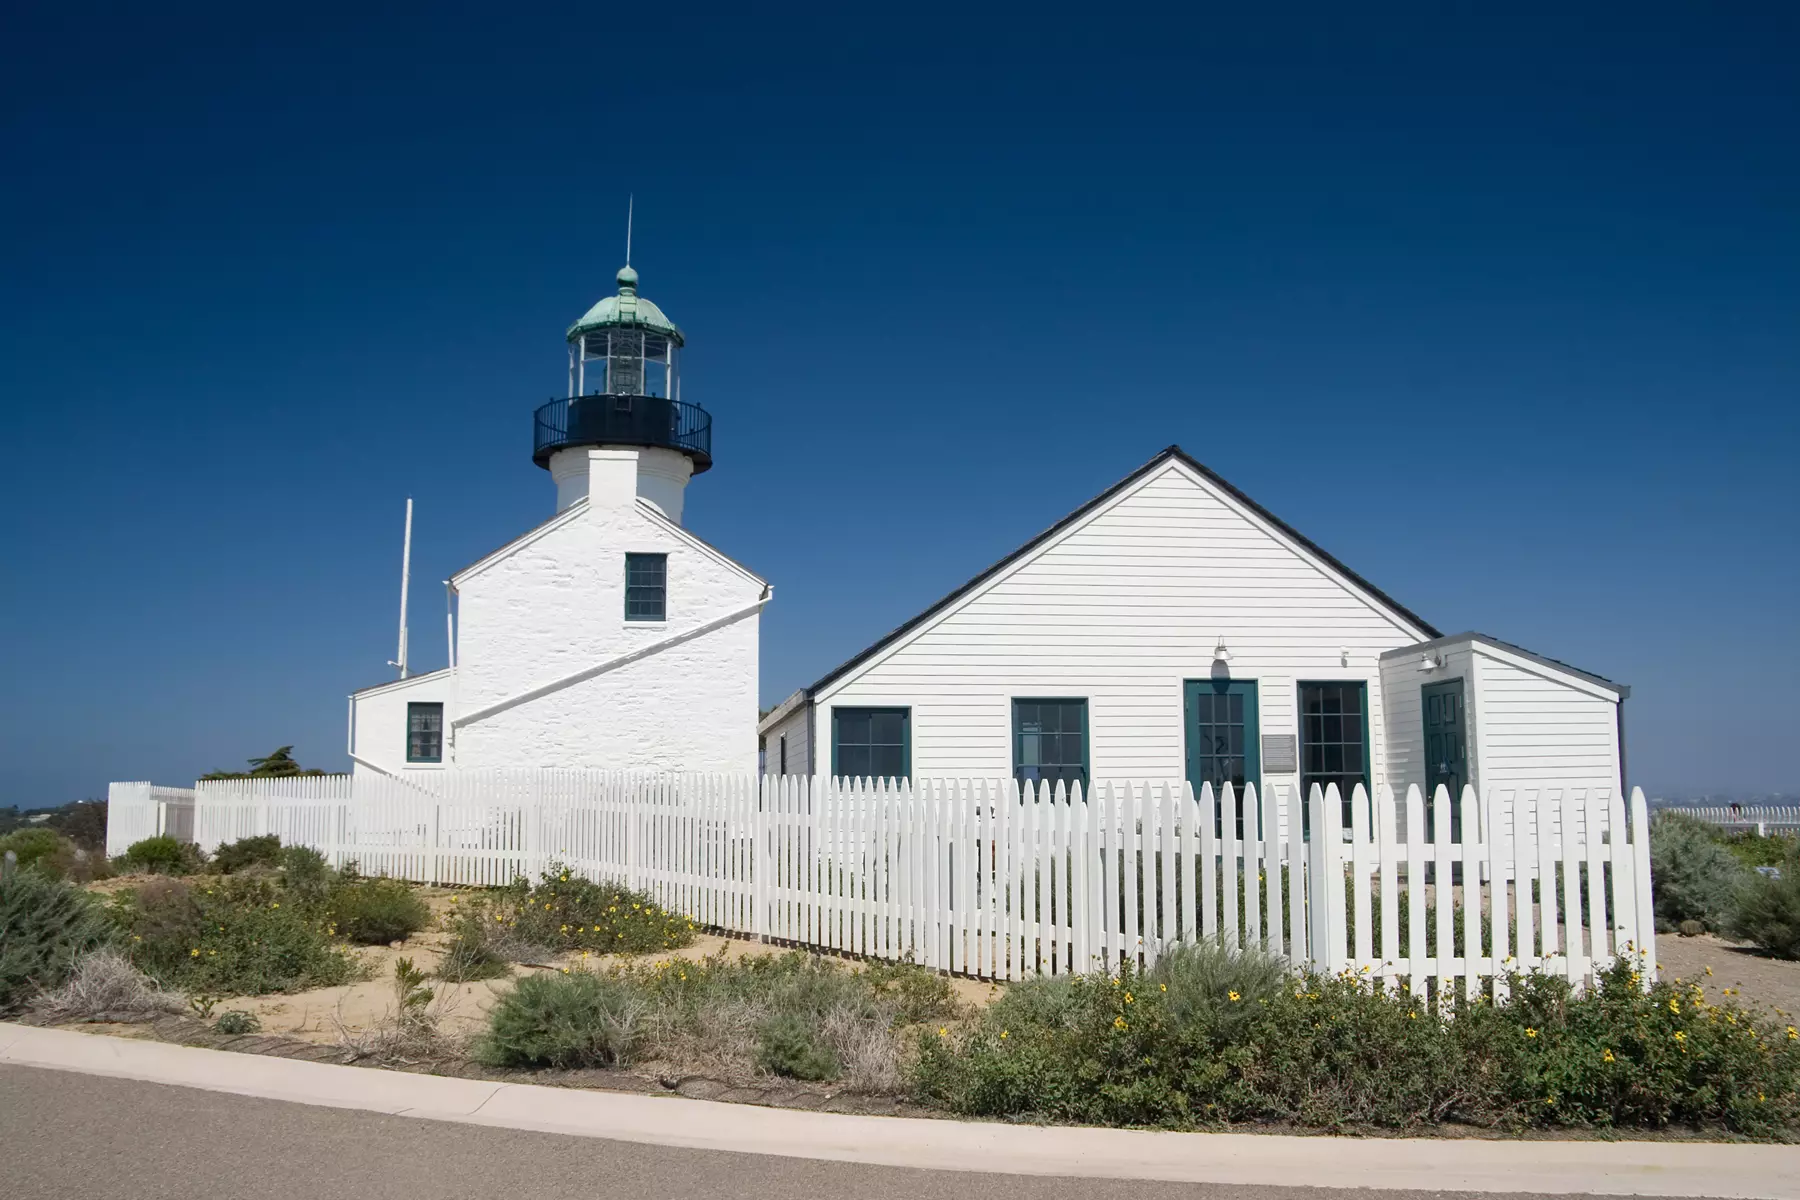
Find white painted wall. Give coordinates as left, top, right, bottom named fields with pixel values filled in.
left=1473, top=646, right=1622, bottom=798
left=549, top=444, right=693, bottom=521
left=449, top=449, right=764, bottom=774
left=348, top=668, right=454, bottom=781
left=1379, top=642, right=1478, bottom=799
left=815, top=458, right=1431, bottom=790
left=761, top=703, right=811, bottom=776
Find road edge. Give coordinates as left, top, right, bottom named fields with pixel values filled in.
left=3, top=1023, right=1795, bottom=1198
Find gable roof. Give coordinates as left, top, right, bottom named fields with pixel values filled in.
left=790, top=445, right=1441, bottom=705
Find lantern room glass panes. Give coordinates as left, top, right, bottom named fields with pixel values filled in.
left=406, top=702, right=443, bottom=764
left=625, top=553, right=667, bottom=621
left=1299, top=681, right=1370, bottom=833
left=578, top=330, right=677, bottom=398
left=1012, top=699, right=1088, bottom=788
left=831, top=707, right=910, bottom=782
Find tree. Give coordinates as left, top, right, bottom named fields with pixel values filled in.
left=201, top=746, right=330, bottom=780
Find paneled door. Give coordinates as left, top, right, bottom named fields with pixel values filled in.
left=1421, top=678, right=1467, bottom=841
left=1184, top=678, right=1261, bottom=838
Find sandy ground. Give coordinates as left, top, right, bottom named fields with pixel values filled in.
left=1654, top=932, right=1800, bottom=1017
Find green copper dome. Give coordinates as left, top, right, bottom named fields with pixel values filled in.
left=566, top=265, right=684, bottom=346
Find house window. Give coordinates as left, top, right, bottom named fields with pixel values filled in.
left=625, top=553, right=666, bottom=621
left=1299, top=681, right=1370, bottom=832
left=778, top=734, right=788, bottom=776
left=1012, top=698, right=1088, bottom=788
left=406, top=702, right=443, bottom=764
left=831, top=707, right=909, bottom=781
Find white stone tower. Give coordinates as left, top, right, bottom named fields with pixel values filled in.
left=534, top=261, right=711, bottom=523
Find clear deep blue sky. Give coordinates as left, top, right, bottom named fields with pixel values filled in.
left=3, top=4, right=1796, bottom=803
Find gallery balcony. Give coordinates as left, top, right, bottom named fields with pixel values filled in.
left=532, top=394, right=713, bottom=473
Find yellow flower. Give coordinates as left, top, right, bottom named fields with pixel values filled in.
left=560, top=925, right=569, bottom=933
left=1525, top=1027, right=1538, bottom=1038
left=1160, top=983, right=1167, bottom=992
left=1545, top=1095, right=1557, bottom=1106
left=1602, top=1048, right=1615, bottom=1063
left=938, top=1027, right=948, bottom=1037
left=495, top=913, right=504, bottom=922
left=1407, top=1011, right=1417, bottom=1020
left=1669, top=998, right=1681, bottom=1014
left=1704, top=965, right=1712, bottom=976
left=1113, top=1016, right=1127, bottom=1030
left=270, top=902, right=279, bottom=909
left=1228, top=991, right=1242, bottom=1002
left=1000, top=1030, right=1009, bottom=1039
left=449, top=895, right=458, bottom=903
left=1123, top=992, right=1134, bottom=1004
left=190, top=948, right=200, bottom=957
left=1787, top=1026, right=1797, bottom=1041
left=1674, top=1031, right=1687, bottom=1043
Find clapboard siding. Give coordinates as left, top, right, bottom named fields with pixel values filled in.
left=1477, top=651, right=1621, bottom=794
left=761, top=705, right=811, bottom=776
left=1379, top=643, right=1477, bottom=812
left=819, top=462, right=1429, bottom=783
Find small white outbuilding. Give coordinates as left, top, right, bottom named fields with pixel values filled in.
left=348, top=264, right=768, bottom=782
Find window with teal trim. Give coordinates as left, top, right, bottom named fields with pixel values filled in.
left=625, top=553, right=666, bottom=621
left=406, top=702, right=443, bottom=764
left=832, top=707, right=909, bottom=781
left=1299, top=681, right=1369, bottom=832
left=1012, top=699, right=1088, bottom=788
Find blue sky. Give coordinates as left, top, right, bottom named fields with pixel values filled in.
left=2, top=4, right=1795, bottom=802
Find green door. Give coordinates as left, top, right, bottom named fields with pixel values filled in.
left=1421, top=678, right=1467, bottom=840
left=1184, top=678, right=1260, bottom=838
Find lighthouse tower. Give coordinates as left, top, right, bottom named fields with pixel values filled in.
left=533, top=262, right=712, bottom=523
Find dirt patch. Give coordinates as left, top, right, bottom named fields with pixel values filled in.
left=1656, top=933, right=1800, bottom=1017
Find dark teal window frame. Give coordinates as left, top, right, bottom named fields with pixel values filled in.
left=1011, top=697, right=1089, bottom=789
left=1183, top=678, right=1261, bottom=838
left=624, top=552, right=667, bottom=622
left=406, top=701, right=444, bottom=764
left=830, top=706, right=911, bottom=781
left=1297, top=680, right=1371, bottom=835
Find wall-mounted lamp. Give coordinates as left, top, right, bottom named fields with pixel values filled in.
left=1213, top=637, right=1231, bottom=663
left=1420, top=651, right=1446, bottom=672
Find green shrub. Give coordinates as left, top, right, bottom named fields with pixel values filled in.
left=119, top=835, right=205, bottom=876
left=436, top=907, right=510, bottom=982
left=1730, top=853, right=1800, bottom=960
left=0, top=870, right=116, bottom=1014
left=757, top=1012, right=841, bottom=1080
left=215, top=1009, right=262, bottom=1034
left=489, top=864, right=694, bottom=956
left=211, top=835, right=283, bottom=875
left=1650, top=812, right=1747, bottom=933
left=912, top=955, right=1800, bottom=1135
left=1724, top=831, right=1798, bottom=870
left=278, top=845, right=335, bottom=902
left=0, top=829, right=71, bottom=873
left=476, top=970, right=643, bottom=1068
left=117, top=876, right=359, bottom=996
left=330, top=878, right=430, bottom=945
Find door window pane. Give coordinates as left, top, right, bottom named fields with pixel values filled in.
left=1012, top=699, right=1088, bottom=787
left=832, top=707, right=910, bottom=781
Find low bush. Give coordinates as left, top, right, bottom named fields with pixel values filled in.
left=278, top=845, right=335, bottom=903
left=436, top=907, right=510, bottom=982
left=215, top=1009, right=262, bottom=1034
left=32, top=949, right=185, bottom=1023
left=330, top=877, right=430, bottom=945
left=211, top=835, right=283, bottom=875
left=1730, top=850, right=1800, bottom=960
left=0, top=829, right=72, bottom=875
left=1724, top=831, right=1798, bottom=870
left=0, top=870, right=117, bottom=1013
left=1650, top=812, right=1748, bottom=933
left=119, top=835, right=205, bottom=876
left=912, top=948, right=1800, bottom=1136
left=489, top=865, right=696, bottom=956
left=476, top=970, right=643, bottom=1069
left=116, top=876, right=359, bottom=996
left=757, top=1012, right=840, bottom=1080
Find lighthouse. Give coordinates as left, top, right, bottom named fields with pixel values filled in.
left=533, top=262, right=712, bottom=523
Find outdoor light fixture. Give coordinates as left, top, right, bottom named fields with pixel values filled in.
left=1213, top=638, right=1231, bottom=663
left=1420, top=651, right=1445, bottom=671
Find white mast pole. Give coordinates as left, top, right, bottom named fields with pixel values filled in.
left=394, top=497, right=413, bottom=679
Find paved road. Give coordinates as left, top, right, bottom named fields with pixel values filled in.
left=2, top=1063, right=1650, bottom=1200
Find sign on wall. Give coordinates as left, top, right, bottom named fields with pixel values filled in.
left=1261, top=733, right=1298, bottom=774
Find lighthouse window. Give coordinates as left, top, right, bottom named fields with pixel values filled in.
left=625, top=553, right=667, bottom=621
left=406, top=703, right=443, bottom=764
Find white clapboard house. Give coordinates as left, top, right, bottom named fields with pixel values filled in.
left=759, top=447, right=1626, bottom=833
left=349, top=264, right=768, bottom=780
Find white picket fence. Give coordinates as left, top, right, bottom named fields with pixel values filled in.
left=105, top=782, right=197, bottom=857
left=1672, top=806, right=1800, bottom=837
left=120, top=771, right=1656, bottom=992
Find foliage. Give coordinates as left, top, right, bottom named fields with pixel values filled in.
left=200, top=745, right=333, bottom=780
left=757, top=1012, right=841, bottom=1080
left=330, top=877, right=430, bottom=945
left=0, top=869, right=116, bottom=1014
left=277, top=845, right=335, bottom=902
left=215, top=1009, right=262, bottom=1034
left=0, top=828, right=105, bottom=882
left=0, top=829, right=71, bottom=872
left=1650, top=812, right=1749, bottom=933
left=1723, top=831, right=1799, bottom=870
left=484, top=865, right=695, bottom=957
left=0, top=801, right=109, bottom=851
left=912, top=951, right=1800, bottom=1136
left=211, top=835, right=283, bottom=875
left=436, top=906, right=510, bottom=982
left=114, top=875, right=359, bottom=996
left=33, top=949, right=185, bottom=1023
left=119, top=835, right=206, bottom=876
left=476, top=970, right=644, bottom=1069
left=1730, top=847, right=1800, bottom=960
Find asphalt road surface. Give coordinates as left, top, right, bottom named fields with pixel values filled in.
left=0, top=1063, right=1684, bottom=1200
